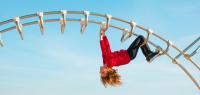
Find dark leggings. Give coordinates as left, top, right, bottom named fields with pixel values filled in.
left=127, top=35, right=152, bottom=60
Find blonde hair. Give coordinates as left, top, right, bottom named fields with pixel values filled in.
left=100, top=68, right=122, bottom=87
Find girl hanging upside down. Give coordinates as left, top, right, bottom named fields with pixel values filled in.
left=99, top=28, right=160, bottom=87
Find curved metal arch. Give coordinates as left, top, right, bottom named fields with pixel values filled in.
left=0, top=10, right=199, bottom=90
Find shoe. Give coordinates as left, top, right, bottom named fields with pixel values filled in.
left=146, top=49, right=160, bottom=63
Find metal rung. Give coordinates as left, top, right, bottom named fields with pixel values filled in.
left=37, top=12, right=44, bottom=35
left=0, top=33, right=3, bottom=47
left=140, top=29, right=153, bottom=47
left=60, top=10, right=67, bottom=34
left=105, top=14, right=112, bottom=31
left=120, top=28, right=132, bottom=43
left=129, top=21, right=136, bottom=34
left=157, top=40, right=171, bottom=55
left=13, top=17, right=24, bottom=40
left=80, top=11, right=90, bottom=34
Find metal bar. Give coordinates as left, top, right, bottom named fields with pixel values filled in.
left=0, top=19, right=13, bottom=26
left=190, top=45, right=200, bottom=57
left=187, top=58, right=200, bottom=71
left=67, top=11, right=83, bottom=14
left=0, top=26, right=16, bottom=33
left=90, top=12, right=106, bottom=18
left=175, top=36, right=200, bottom=59
left=43, top=11, right=61, bottom=15
left=164, top=52, right=200, bottom=90
left=177, top=63, right=200, bottom=90
left=20, top=13, right=37, bottom=20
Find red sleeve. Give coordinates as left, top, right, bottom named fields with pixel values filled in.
left=100, top=36, right=112, bottom=65
left=102, top=36, right=112, bottom=54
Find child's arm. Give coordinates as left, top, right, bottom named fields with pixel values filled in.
left=100, top=30, right=112, bottom=64
left=100, top=29, right=105, bottom=40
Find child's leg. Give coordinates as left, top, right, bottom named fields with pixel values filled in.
left=138, top=36, right=161, bottom=62
left=127, top=35, right=152, bottom=60
left=140, top=38, right=153, bottom=57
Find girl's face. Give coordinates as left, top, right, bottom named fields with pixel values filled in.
left=100, top=66, right=108, bottom=77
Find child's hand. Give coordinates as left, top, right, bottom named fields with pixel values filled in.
left=100, top=22, right=107, bottom=34
left=99, top=22, right=107, bottom=40
left=100, top=29, right=106, bottom=35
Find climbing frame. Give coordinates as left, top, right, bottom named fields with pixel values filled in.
left=0, top=10, right=199, bottom=90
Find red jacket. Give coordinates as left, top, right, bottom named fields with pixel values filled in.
left=100, top=36, right=131, bottom=68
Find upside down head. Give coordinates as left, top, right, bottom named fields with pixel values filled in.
left=100, top=65, right=122, bottom=87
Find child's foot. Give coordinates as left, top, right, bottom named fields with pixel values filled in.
left=146, top=50, right=160, bottom=63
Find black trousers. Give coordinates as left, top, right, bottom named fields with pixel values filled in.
left=127, top=35, right=152, bottom=60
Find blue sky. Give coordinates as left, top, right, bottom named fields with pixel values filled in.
left=0, top=0, right=199, bottom=95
